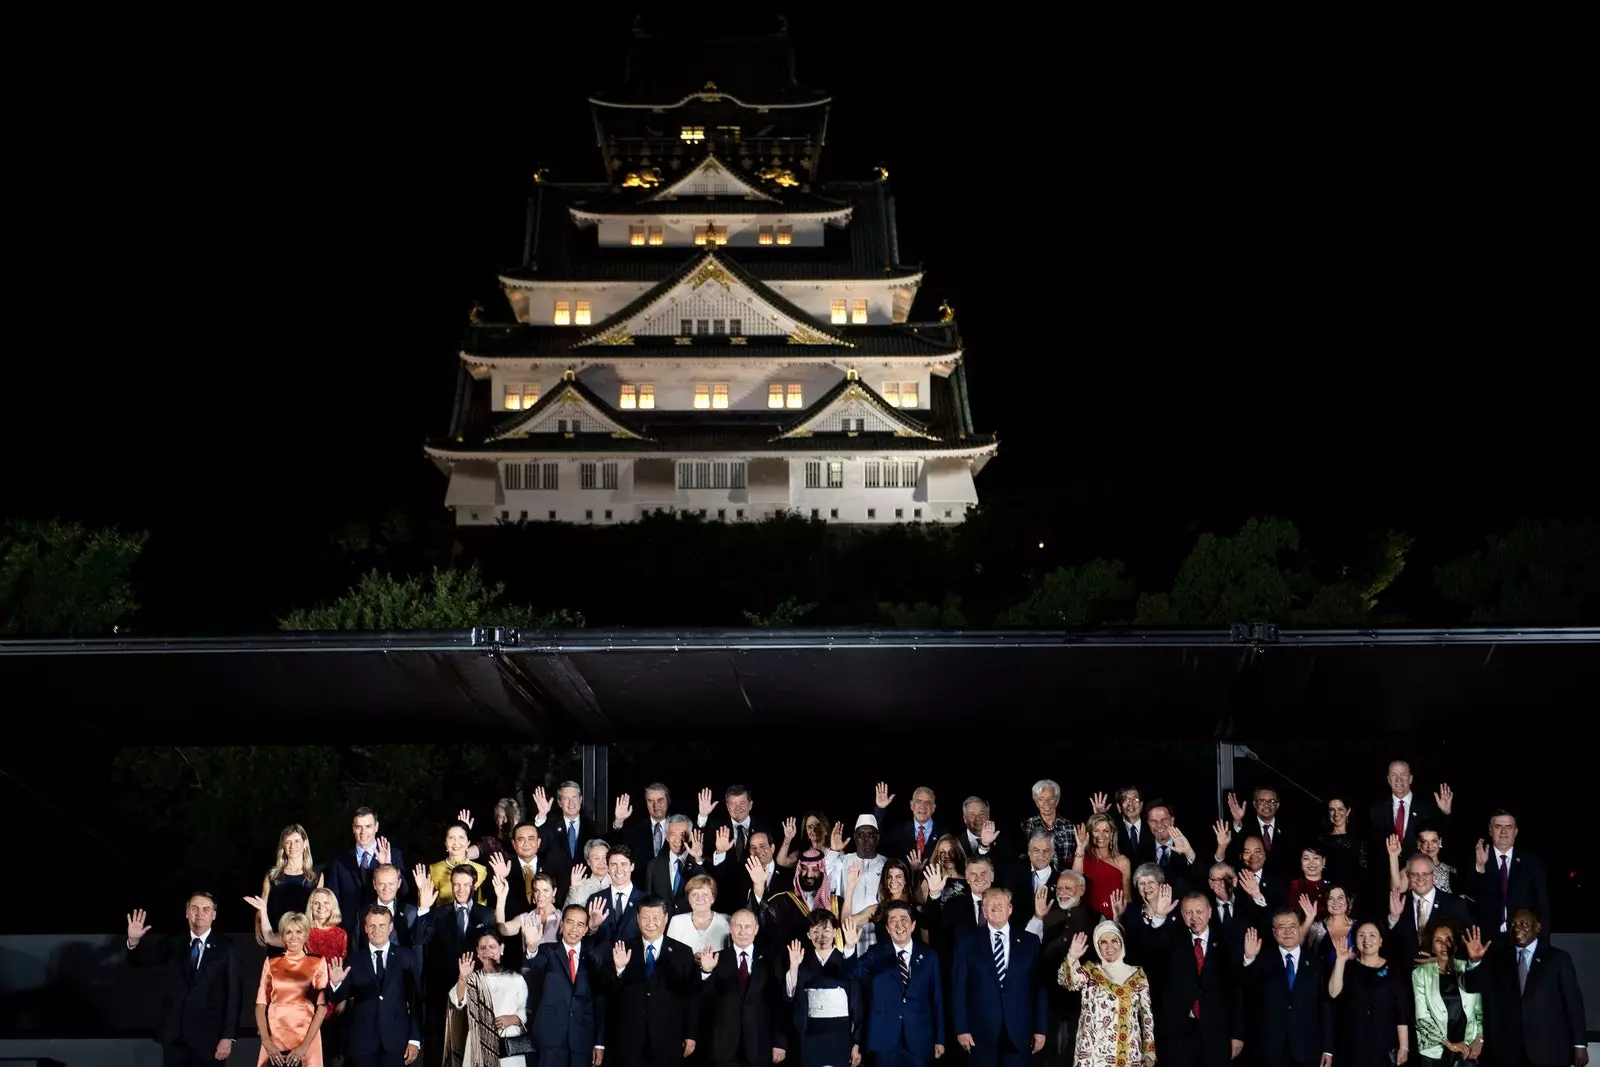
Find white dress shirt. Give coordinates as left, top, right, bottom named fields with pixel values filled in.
left=987, top=923, right=1012, bottom=973
left=824, top=852, right=886, bottom=949
left=619, top=935, right=665, bottom=975
left=1393, top=793, right=1413, bottom=825
left=711, top=818, right=754, bottom=865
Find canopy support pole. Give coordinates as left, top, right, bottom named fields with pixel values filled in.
left=581, top=743, right=610, bottom=824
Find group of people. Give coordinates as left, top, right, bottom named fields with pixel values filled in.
left=126, top=762, right=1588, bottom=1067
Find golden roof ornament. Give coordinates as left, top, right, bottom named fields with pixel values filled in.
left=758, top=164, right=799, bottom=188
left=563, top=367, right=576, bottom=381
left=621, top=167, right=661, bottom=189
left=532, top=167, right=549, bottom=184
left=872, top=165, right=890, bottom=182
left=468, top=301, right=485, bottom=324
left=938, top=300, right=955, bottom=323
left=846, top=366, right=859, bottom=381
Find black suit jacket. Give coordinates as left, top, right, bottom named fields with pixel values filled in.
left=871, top=808, right=951, bottom=866
left=1117, top=819, right=1157, bottom=867
left=1151, top=843, right=1197, bottom=895
left=1383, top=889, right=1472, bottom=965
left=1368, top=794, right=1449, bottom=857
left=587, top=885, right=642, bottom=944
left=1159, top=924, right=1245, bottom=1059
left=326, top=844, right=410, bottom=924
left=328, top=942, right=423, bottom=1055
left=541, top=816, right=602, bottom=899
left=417, top=902, right=496, bottom=980
left=707, top=943, right=785, bottom=1063
left=1230, top=817, right=1298, bottom=879
left=352, top=901, right=422, bottom=950
left=615, top=816, right=677, bottom=885
left=1463, top=939, right=1587, bottom=1065
left=128, top=931, right=242, bottom=1050
left=646, top=849, right=703, bottom=916
left=598, top=937, right=701, bottom=1065
left=1241, top=946, right=1334, bottom=1062
left=1474, top=849, right=1553, bottom=942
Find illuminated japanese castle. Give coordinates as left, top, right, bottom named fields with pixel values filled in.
left=427, top=17, right=996, bottom=526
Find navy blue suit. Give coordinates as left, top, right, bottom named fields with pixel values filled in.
left=1240, top=946, right=1334, bottom=1067
left=847, top=940, right=945, bottom=1067
left=328, top=942, right=422, bottom=1067
left=951, top=926, right=1048, bottom=1067
left=524, top=940, right=608, bottom=1067
left=586, top=885, right=642, bottom=944
left=326, top=844, right=409, bottom=928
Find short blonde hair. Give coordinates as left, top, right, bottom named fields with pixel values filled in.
left=277, top=911, right=311, bottom=938
left=308, top=886, right=342, bottom=927
left=684, top=874, right=718, bottom=902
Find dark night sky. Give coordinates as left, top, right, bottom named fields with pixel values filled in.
left=7, top=15, right=1595, bottom=615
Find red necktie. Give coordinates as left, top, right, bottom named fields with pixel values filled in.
left=1262, top=825, right=1272, bottom=854
left=1193, top=937, right=1205, bottom=1018
left=738, top=950, right=750, bottom=996
left=1394, top=801, right=1406, bottom=839
left=916, top=825, right=927, bottom=854
left=568, top=948, right=578, bottom=983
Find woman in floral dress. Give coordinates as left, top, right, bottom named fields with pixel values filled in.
left=1059, top=920, right=1156, bottom=1067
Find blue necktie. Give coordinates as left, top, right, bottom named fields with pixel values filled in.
left=645, top=942, right=656, bottom=981
left=672, top=860, right=680, bottom=896
left=568, top=822, right=577, bottom=856
left=1285, top=953, right=1296, bottom=991
left=188, top=937, right=201, bottom=974
left=458, top=907, right=468, bottom=938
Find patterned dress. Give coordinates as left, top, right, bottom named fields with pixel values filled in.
left=1059, top=959, right=1155, bottom=1067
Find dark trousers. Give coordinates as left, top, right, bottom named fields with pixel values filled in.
left=347, top=1054, right=408, bottom=1067
left=967, top=1047, right=1030, bottom=1067
left=162, top=1044, right=222, bottom=1067
left=870, top=1048, right=932, bottom=1067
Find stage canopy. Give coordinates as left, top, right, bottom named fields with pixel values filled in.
left=2, top=627, right=1595, bottom=744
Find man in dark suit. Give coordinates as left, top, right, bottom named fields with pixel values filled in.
left=698, top=784, right=772, bottom=908
left=1225, top=789, right=1297, bottom=879
left=1009, top=832, right=1059, bottom=914
left=1233, top=841, right=1287, bottom=919
left=1155, top=893, right=1244, bottom=1067
left=125, top=893, right=241, bottom=1067
left=1463, top=910, right=1588, bottom=1067
left=1368, top=760, right=1452, bottom=858
left=535, top=781, right=602, bottom=903
left=524, top=905, right=608, bottom=1067
left=489, top=821, right=546, bottom=924
left=588, top=845, right=643, bottom=943
left=1115, top=787, right=1157, bottom=868
left=1146, top=803, right=1199, bottom=895
left=951, top=887, right=1048, bottom=1067
left=1473, top=810, right=1553, bottom=945
left=598, top=896, right=701, bottom=1067
left=701, top=908, right=785, bottom=1067
left=925, top=858, right=994, bottom=972
left=873, top=782, right=950, bottom=867
left=1384, top=853, right=1472, bottom=964
left=327, top=807, right=409, bottom=924
left=645, top=816, right=704, bottom=915
left=353, top=864, right=423, bottom=949
left=1240, top=911, right=1334, bottom=1067
left=844, top=901, right=945, bottom=1067
left=611, top=783, right=679, bottom=887
left=416, top=866, right=495, bottom=1065
left=329, top=906, right=423, bottom=1067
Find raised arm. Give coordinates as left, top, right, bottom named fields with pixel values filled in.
left=244, top=896, right=285, bottom=948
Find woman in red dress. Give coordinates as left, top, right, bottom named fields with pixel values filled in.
left=1287, top=845, right=1332, bottom=919
left=247, top=887, right=347, bottom=973
left=1071, top=814, right=1131, bottom=922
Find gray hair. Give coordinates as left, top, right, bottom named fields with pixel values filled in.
left=1208, top=862, right=1235, bottom=880
left=911, top=785, right=937, bottom=802
left=583, top=838, right=610, bottom=856
left=645, top=782, right=671, bottom=801
left=1031, top=779, right=1061, bottom=802
left=1028, top=831, right=1055, bottom=847
left=1133, top=862, right=1165, bottom=885
left=962, top=796, right=989, bottom=814
left=1056, top=869, right=1085, bottom=890
left=557, top=780, right=583, bottom=796
left=667, top=814, right=693, bottom=831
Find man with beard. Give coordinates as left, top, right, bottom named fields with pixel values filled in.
left=755, top=848, right=839, bottom=952
left=1036, top=870, right=1094, bottom=1061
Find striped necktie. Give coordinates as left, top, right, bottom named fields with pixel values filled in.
left=899, top=948, right=911, bottom=992
left=992, top=930, right=1006, bottom=987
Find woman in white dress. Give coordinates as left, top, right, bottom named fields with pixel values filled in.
left=666, top=874, right=730, bottom=953
left=448, top=931, right=529, bottom=1067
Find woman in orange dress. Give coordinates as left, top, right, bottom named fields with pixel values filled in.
left=254, top=912, right=329, bottom=1067
left=1070, top=814, right=1131, bottom=923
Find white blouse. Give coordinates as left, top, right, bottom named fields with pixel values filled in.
left=666, top=911, right=730, bottom=954
left=448, top=970, right=528, bottom=1067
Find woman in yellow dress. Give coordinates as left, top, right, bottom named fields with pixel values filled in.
left=428, top=820, right=490, bottom=906
left=1059, top=920, right=1156, bottom=1067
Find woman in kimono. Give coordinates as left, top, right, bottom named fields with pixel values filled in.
left=784, top=909, right=863, bottom=1067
